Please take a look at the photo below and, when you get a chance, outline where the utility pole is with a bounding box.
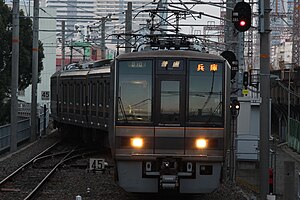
[259,0,271,198]
[30,0,39,142]
[158,0,168,33]
[61,21,65,70]
[288,68,291,143]
[70,39,73,64]
[125,2,132,53]
[101,17,106,59]
[224,0,238,181]
[10,0,20,153]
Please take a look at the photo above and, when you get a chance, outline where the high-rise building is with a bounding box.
[43,0,97,32]
[42,0,155,34]
[42,0,156,61]
[95,0,153,28]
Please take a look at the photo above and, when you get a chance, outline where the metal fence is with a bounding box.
[0,110,49,152]
[289,118,300,153]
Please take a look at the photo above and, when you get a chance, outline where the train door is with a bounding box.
[154,75,186,154]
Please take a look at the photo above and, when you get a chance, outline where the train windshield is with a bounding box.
[160,80,180,123]
[117,60,152,123]
[188,61,223,126]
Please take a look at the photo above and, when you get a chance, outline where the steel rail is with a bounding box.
[23,148,77,200]
[0,141,61,186]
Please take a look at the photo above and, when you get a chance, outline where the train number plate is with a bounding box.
[89,158,105,171]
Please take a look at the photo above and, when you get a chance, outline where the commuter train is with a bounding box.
[51,49,231,194]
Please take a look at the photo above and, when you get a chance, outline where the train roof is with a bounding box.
[59,69,90,77]
[51,70,61,79]
[116,50,226,61]
[88,65,110,75]
[51,59,112,78]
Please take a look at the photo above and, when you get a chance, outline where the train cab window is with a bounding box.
[160,81,180,122]
[188,61,223,126]
[117,60,152,123]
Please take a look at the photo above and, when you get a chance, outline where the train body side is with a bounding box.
[50,66,110,132]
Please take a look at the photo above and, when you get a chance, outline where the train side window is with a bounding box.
[98,82,104,107]
[58,84,62,103]
[83,84,86,106]
[104,81,110,118]
[63,83,67,104]
[75,83,80,105]
[80,83,83,107]
[67,83,70,105]
[87,83,91,106]
[105,82,110,108]
[91,82,96,106]
[70,83,74,105]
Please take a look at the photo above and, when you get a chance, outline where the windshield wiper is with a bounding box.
[118,97,128,122]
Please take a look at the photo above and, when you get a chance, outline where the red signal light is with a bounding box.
[232,2,252,32]
[239,20,246,27]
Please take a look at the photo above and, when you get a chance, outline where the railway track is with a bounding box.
[0,131,256,200]
[0,141,90,200]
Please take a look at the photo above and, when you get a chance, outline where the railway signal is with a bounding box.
[220,50,238,79]
[243,71,249,87]
[232,2,252,32]
[230,98,240,117]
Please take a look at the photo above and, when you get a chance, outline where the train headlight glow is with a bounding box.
[196,139,207,149]
[131,137,144,148]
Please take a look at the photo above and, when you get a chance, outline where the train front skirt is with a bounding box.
[116,157,222,193]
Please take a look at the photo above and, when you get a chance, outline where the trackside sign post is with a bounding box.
[89,158,105,171]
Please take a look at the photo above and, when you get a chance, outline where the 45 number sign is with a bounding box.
[89,158,105,171]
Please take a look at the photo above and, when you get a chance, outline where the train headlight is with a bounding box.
[131,137,143,148]
[196,139,207,149]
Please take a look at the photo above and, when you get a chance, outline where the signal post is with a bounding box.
[224,0,252,183]
[232,0,271,198]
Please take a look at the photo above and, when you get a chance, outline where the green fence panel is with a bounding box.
[290,118,300,153]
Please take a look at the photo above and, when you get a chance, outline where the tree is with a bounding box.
[0,0,45,125]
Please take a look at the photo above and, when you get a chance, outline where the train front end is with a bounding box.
[111,50,230,194]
